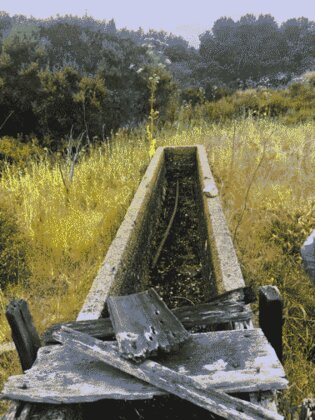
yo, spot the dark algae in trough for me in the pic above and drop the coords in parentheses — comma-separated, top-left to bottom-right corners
(148, 150, 215, 308)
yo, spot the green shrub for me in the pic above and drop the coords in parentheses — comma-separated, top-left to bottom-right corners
(188, 75, 315, 124)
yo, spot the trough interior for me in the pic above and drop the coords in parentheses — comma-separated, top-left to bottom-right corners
(109, 146, 216, 309)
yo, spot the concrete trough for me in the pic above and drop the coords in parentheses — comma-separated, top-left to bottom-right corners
(77, 145, 245, 322)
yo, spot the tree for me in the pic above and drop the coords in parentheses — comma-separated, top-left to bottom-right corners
(281, 18, 315, 74)
(0, 34, 45, 135)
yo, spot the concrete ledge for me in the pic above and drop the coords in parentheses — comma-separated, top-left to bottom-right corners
(196, 144, 245, 293)
(77, 147, 165, 321)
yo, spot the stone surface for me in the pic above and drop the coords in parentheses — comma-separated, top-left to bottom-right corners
(77, 147, 166, 321)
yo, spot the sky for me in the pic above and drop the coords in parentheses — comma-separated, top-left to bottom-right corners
(1, 0, 314, 46)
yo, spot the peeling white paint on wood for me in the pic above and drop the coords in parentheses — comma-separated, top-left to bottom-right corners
(203, 359, 228, 372)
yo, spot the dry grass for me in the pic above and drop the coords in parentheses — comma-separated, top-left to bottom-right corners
(0, 117, 314, 415)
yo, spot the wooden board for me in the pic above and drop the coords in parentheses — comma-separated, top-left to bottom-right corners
(1, 343, 162, 404)
(48, 328, 283, 420)
(107, 289, 190, 361)
(43, 290, 253, 345)
(1, 328, 287, 405)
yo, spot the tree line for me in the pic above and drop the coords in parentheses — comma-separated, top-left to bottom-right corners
(0, 11, 314, 148)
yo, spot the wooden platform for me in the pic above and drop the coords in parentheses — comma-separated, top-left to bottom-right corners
(1, 328, 287, 405)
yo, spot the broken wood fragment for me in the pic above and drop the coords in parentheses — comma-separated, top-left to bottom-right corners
(5, 299, 41, 371)
(107, 289, 190, 361)
(208, 286, 256, 305)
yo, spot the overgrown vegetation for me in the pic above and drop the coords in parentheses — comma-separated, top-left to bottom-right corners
(0, 118, 314, 416)
(180, 71, 315, 125)
(0, 7, 315, 418)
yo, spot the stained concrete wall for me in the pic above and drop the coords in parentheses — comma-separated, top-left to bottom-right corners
(196, 145, 245, 294)
(77, 148, 166, 321)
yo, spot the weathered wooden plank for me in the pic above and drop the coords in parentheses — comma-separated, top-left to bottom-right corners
(4, 300, 41, 420)
(259, 286, 283, 361)
(107, 289, 190, 361)
(42, 318, 113, 344)
(5, 300, 41, 371)
(51, 327, 283, 420)
(2, 328, 287, 404)
(176, 303, 252, 329)
(3, 300, 84, 420)
(43, 291, 253, 345)
(1, 343, 163, 403)
(158, 329, 287, 394)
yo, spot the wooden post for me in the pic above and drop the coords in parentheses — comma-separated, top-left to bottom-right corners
(259, 286, 283, 362)
(5, 299, 41, 371)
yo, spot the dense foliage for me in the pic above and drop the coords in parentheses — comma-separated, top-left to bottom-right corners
(0, 11, 314, 148)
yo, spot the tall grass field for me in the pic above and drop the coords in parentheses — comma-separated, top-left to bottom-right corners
(0, 117, 315, 416)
